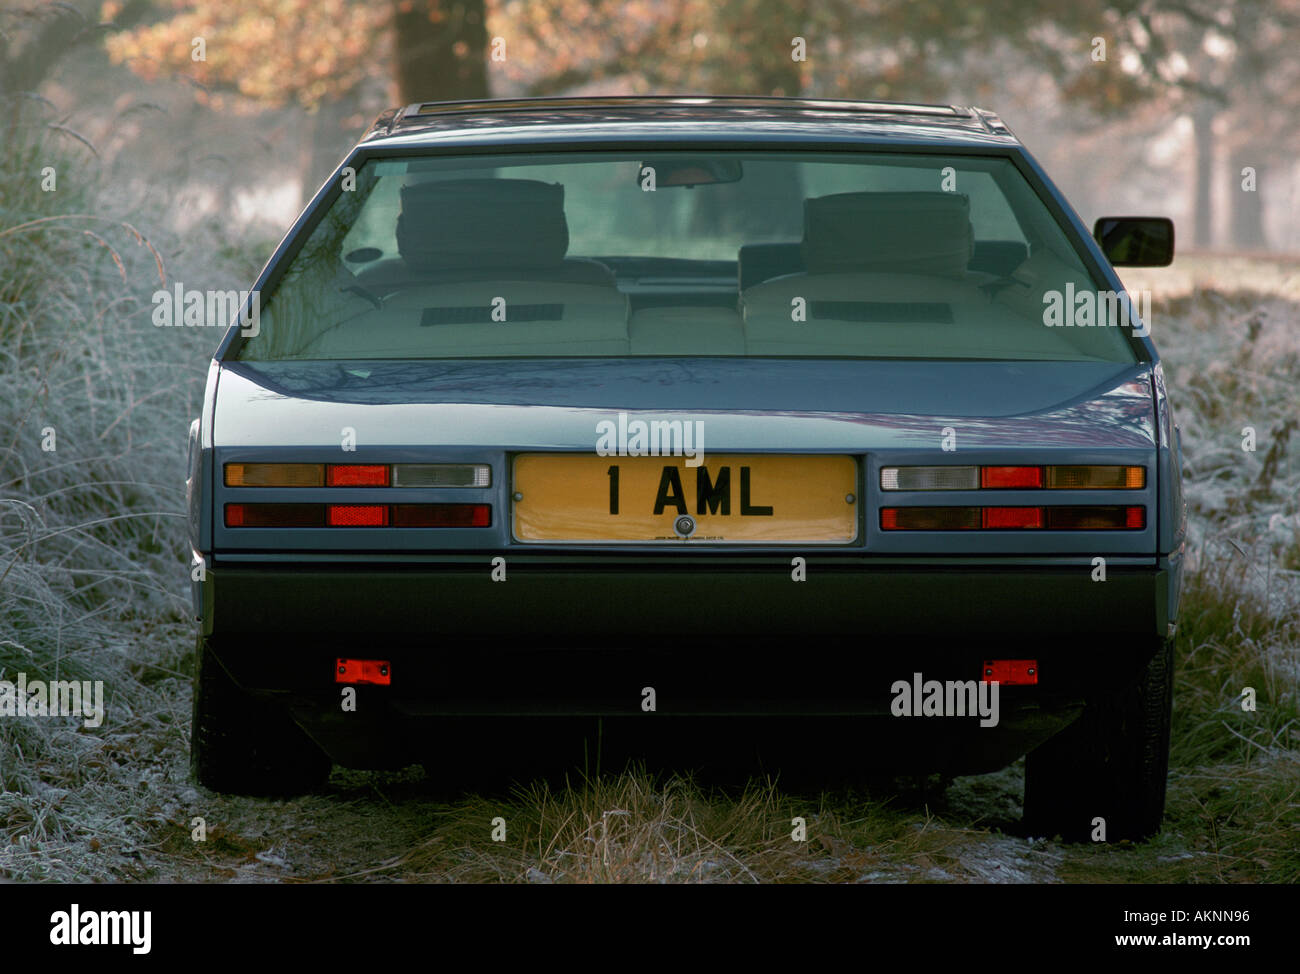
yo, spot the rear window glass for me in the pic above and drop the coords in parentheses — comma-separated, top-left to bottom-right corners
(235, 150, 1137, 363)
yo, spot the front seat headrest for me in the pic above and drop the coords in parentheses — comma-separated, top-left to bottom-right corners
(801, 191, 973, 276)
(396, 178, 569, 270)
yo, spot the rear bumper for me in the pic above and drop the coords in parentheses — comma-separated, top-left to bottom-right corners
(203, 555, 1168, 700)
(204, 555, 1168, 638)
(199, 556, 1172, 770)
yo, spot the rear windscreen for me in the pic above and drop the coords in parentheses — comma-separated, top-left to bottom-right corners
(234, 150, 1139, 363)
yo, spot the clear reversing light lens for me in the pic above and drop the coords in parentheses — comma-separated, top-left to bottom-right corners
(880, 466, 979, 491)
(392, 464, 491, 488)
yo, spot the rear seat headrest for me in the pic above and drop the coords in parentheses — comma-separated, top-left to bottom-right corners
(396, 178, 569, 270)
(801, 191, 973, 276)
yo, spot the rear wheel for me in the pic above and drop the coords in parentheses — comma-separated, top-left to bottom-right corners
(1023, 635, 1174, 842)
(190, 635, 331, 795)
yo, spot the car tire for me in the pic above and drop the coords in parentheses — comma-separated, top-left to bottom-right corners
(190, 635, 331, 795)
(1022, 635, 1173, 842)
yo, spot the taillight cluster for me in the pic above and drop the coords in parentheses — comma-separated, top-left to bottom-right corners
(225, 463, 490, 488)
(223, 462, 492, 528)
(880, 465, 1144, 491)
(879, 464, 1146, 531)
(881, 505, 1144, 531)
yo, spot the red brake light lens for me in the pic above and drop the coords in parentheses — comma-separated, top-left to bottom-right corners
(980, 466, 1044, 489)
(326, 464, 390, 487)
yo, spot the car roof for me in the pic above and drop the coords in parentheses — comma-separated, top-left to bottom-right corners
(358, 95, 1020, 151)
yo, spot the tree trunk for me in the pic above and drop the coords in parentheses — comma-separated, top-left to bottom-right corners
(1230, 150, 1268, 250)
(1191, 102, 1216, 249)
(295, 90, 360, 211)
(393, 0, 489, 105)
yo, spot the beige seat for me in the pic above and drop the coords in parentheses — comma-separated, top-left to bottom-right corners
(741, 191, 992, 355)
(300, 177, 630, 357)
(382, 177, 620, 288)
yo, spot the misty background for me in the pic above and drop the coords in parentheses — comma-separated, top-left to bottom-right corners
(3, 0, 1298, 254)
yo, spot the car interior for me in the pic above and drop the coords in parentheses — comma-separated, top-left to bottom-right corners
(252, 166, 1131, 363)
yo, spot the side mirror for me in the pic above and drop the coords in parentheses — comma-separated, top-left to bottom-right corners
(1093, 216, 1174, 267)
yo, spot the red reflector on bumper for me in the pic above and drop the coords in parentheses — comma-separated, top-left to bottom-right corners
(982, 660, 1038, 685)
(335, 658, 391, 686)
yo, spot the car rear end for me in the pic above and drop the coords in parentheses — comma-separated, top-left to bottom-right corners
(187, 99, 1183, 839)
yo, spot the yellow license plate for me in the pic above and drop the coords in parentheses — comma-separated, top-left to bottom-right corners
(512, 454, 858, 543)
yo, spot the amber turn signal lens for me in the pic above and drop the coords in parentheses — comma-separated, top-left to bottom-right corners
(224, 463, 324, 487)
(1046, 466, 1145, 489)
